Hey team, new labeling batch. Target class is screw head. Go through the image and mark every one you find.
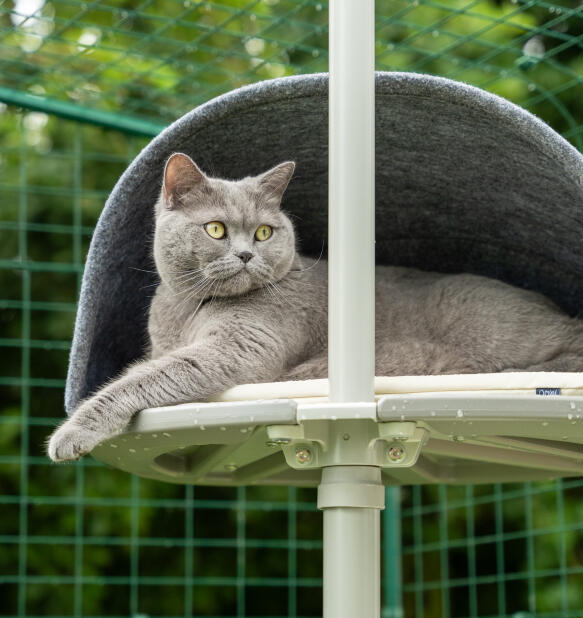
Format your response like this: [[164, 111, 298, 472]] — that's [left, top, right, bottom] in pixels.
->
[[387, 445, 405, 462], [295, 447, 312, 465]]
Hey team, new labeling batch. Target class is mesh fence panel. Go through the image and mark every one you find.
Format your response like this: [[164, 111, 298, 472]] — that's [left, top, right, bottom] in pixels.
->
[[0, 0, 582, 616]]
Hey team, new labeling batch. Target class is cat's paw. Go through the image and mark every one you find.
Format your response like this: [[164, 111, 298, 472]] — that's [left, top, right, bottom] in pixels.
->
[[47, 421, 105, 462]]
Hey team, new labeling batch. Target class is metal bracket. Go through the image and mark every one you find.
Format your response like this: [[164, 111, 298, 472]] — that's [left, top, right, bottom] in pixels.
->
[[266, 403, 429, 470]]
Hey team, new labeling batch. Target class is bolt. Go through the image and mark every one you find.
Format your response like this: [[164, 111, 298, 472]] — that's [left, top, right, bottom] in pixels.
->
[[295, 447, 312, 465], [265, 437, 291, 447], [388, 445, 405, 462]]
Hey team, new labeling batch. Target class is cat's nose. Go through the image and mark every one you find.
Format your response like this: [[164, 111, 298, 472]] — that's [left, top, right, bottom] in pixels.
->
[[237, 251, 253, 264]]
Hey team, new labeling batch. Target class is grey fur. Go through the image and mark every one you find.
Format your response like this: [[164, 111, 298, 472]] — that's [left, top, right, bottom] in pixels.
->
[[48, 157, 583, 462]]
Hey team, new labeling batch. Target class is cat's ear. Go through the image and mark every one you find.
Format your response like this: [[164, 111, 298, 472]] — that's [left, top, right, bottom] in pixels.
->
[[162, 153, 205, 208], [257, 161, 295, 206]]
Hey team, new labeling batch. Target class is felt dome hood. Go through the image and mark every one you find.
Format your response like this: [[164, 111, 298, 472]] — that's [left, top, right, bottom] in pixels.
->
[[65, 72, 583, 414]]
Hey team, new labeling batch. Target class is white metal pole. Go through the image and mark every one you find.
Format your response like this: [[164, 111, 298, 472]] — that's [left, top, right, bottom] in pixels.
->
[[328, 0, 376, 404], [319, 466, 384, 618], [322, 2, 380, 618]]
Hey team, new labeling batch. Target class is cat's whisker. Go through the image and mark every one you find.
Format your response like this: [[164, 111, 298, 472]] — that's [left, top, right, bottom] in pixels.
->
[[206, 279, 223, 312], [174, 275, 208, 293], [130, 265, 204, 276], [174, 277, 214, 312], [264, 282, 278, 303], [290, 241, 326, 274], [139, 281, 163, 290], [273, 282, 290, 303], [267, 281, 287, 304], [169, 274, 211, 298], [173, 267, 207, 280], [129, 266, 159, 274]]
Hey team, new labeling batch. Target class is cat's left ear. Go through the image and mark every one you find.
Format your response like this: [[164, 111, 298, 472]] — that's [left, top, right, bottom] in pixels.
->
[[162, 153, 205, 208], [257, 161, 295, 206]]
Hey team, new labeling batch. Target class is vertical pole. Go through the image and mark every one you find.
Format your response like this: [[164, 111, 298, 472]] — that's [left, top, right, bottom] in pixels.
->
[[322, 2, 379, 618], [319, 467, 385, 618], [328, 0, 376, 403]]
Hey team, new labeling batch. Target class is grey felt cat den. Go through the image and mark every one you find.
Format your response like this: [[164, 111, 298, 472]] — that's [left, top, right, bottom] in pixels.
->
[[65, 71, 583, 416]]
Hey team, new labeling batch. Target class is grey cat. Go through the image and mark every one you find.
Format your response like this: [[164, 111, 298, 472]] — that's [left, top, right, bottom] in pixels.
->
[[47, 153, 583, 462]]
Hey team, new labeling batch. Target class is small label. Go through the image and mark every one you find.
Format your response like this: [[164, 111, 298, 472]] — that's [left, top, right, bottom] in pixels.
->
[[536, 388, 561, 396]]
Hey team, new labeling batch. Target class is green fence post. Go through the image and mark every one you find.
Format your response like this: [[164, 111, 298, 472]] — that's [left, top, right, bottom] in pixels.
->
[[383, 486, 403, 618]]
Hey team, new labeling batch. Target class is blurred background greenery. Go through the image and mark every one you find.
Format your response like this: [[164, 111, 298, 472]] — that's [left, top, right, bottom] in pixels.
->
[[0, 0, 582, 616]]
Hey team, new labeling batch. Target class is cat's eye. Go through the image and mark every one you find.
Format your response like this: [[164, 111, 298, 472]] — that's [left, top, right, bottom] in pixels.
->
[[205, 221, 226, 239], [255, 225, 272, 241]]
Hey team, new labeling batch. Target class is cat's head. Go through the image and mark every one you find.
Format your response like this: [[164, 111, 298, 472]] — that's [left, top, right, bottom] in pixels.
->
[[153, 153, 296, 299]]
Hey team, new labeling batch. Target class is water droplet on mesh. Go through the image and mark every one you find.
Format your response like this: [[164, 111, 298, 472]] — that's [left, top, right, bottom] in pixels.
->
[[522, 36, 545, 59], [457, 410, 464, 418]]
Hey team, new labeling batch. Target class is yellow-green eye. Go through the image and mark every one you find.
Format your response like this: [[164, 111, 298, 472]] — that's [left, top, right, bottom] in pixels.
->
[[255, 225, 272, 241], [205, 221, 226, 239]]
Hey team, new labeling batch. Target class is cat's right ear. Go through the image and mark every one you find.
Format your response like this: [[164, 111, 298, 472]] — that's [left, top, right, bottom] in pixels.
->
[[162, 153, 205, 209]]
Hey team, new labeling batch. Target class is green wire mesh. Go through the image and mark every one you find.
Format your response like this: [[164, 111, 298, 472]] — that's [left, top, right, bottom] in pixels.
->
[[401, 481, 583, 617], [1, 0, 582, 616], [0, 0, 581, 141]]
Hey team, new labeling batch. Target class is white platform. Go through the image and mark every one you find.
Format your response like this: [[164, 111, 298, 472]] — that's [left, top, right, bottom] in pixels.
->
[[90, 372, 583, 485]]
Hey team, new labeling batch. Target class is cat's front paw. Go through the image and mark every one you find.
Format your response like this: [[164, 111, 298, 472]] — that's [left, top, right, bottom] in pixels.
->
[[47, 420, 106, 462]]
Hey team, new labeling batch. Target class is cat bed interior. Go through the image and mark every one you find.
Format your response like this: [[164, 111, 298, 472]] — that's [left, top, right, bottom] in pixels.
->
[[66, 71, 583, 415]]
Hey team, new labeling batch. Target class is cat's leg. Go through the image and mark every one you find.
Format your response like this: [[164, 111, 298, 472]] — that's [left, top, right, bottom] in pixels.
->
[[48, 338, 287, 462], [375, 340, 502, 376], [281, 353, 328, 381]]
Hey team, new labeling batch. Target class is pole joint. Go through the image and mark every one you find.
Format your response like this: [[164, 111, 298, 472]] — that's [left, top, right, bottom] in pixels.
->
[[318, 465, 385, 510], [266, 404, 429, 471]]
